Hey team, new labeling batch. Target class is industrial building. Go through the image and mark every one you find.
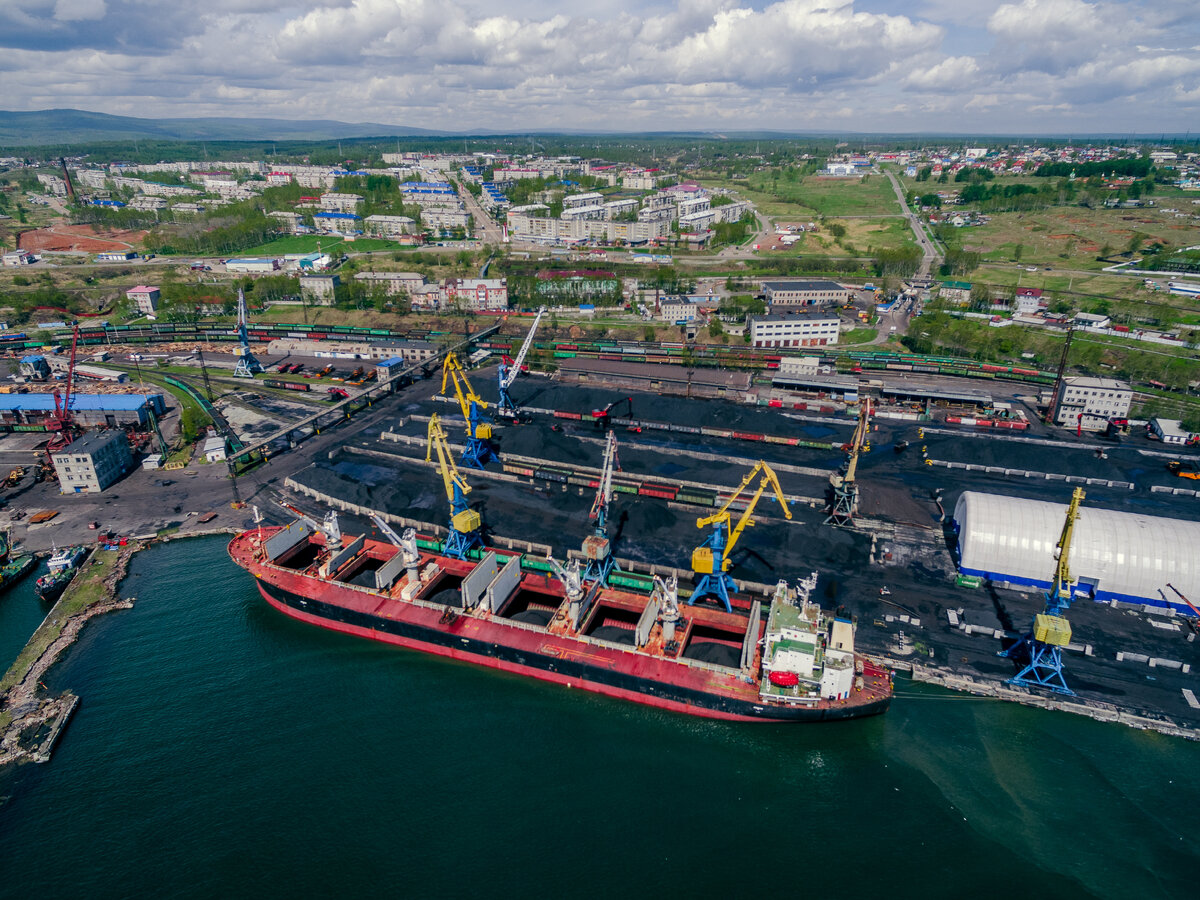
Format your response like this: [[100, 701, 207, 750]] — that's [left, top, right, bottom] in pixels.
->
[[52, 429, 134, 494], [953, 490, 1200, 612], [225, 257, 280, 274], [126, 285, 160, 314], [761, 280, 851, 307], [0, 393, 165, 429], [1053, 376, 1132, 431], [749, 311, 841, 348], [557, 358, 751, 397]]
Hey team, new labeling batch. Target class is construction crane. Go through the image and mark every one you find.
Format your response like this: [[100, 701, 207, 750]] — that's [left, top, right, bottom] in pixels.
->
[[426, 413, 483, 559], [441, 352, 495, 468], [581, 431, 620, 584], [46, 324, 80, 457], [826, 398, 873, 527], [498, 306, 545, 414], [1002, 487, 1085, 694], [691, 460, 792, 612], [232, 287, 264, 378]]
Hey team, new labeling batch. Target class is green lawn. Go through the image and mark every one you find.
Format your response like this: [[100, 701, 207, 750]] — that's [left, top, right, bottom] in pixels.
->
[[840, 327, 878, 344], [701, 170, 901, 219]]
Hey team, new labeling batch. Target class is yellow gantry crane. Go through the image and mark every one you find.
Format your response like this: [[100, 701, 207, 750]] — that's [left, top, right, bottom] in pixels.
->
[[1002, 486, 1085, 694], [426, 413, 483, 559], [441, 352, 495, 468], [690, 460, 792, 612], [826, 398, 873, 526]]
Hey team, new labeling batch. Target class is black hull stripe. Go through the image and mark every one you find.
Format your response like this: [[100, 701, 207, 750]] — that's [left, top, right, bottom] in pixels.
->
[[260, 580, 891, 722]]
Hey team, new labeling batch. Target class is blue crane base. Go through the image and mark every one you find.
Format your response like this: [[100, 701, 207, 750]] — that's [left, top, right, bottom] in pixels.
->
[[461, 438, 496, 469], [690, 573, 735, 613], [443, 528, 482, 560], [1002, 637, 1073, 695], [582, 555, 617, 587]]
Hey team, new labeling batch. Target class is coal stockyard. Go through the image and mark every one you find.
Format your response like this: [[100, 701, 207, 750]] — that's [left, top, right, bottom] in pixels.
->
[[226, 357, 1200, 738]]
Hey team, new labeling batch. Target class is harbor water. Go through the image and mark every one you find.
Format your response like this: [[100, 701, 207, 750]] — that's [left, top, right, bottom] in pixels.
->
[[1, 536, 1198, 899]]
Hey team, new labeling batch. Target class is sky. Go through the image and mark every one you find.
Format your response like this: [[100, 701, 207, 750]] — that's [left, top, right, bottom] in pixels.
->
[[1, 0, 1198, 134]]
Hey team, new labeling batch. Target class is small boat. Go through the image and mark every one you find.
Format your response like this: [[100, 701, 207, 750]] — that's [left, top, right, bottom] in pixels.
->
[[47, 546, 88, 573], [0, 554, 37, 591], [35, 567, 75, 603]]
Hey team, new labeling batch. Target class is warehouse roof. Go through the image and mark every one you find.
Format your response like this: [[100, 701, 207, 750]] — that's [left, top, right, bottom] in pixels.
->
[[953, 490, 1200, 608], [761, 280, 846, 291], [0, 393, 161, 412]]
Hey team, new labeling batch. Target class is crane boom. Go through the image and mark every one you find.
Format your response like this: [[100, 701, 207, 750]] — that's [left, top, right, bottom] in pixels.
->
[[503, 306, 545, 389], [441, 352, 495, 468], [691, 461, 791, 611], [843, 398, 873, 484], [589, 431, 619, 524], [441, 353, 487, 420], [426, 413, 482, 558], [1050, 487, 1085, 609]]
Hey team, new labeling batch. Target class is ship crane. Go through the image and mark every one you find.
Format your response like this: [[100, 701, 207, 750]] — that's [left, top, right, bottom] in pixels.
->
[[545, 554, 588, 624], [581, 431, 620, 585], [653, 574, 682, 643], [441, 352, 496, 469], [371, 514, 421, 585], [281, 502, 343, 547], [232, 288, 264, 378], [1001, 487, 1085, 694], [498, 306, 545, 414], [426, 413, 484, 559], [691, 460, 792, 613], [826, 398, 872, 527]]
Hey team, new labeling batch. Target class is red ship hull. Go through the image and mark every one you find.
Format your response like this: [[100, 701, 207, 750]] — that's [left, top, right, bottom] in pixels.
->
[[231, 529, 892, 723]]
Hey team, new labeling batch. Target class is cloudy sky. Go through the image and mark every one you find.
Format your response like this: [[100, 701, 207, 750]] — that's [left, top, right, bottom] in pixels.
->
[[1, 0, 1197, 133]]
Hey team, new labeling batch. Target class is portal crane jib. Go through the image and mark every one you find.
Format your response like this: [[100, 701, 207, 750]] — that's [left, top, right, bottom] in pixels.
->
[[426, 413, 483, 559], [691, 461, 792, 612], [441, 352, 495, 469], [499, 306, 545, 411]]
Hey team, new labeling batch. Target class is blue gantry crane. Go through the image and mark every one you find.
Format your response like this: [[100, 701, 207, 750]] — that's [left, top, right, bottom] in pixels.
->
[[1001, 487, 1085, 694], [441, 352, 496, 469], [426, 413, 484, 559], [691, 461, 792, 612], [498, 306, 545, 415]]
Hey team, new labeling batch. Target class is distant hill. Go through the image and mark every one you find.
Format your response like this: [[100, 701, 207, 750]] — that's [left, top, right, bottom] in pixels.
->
[[0, 109, 446, 146]]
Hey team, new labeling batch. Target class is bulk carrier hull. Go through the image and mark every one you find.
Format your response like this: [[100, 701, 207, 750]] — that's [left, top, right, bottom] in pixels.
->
[[230, 528, 892, 723]]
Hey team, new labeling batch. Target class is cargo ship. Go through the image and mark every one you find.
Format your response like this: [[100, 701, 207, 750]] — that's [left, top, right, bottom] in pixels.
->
[[228, 517, 892, 723]]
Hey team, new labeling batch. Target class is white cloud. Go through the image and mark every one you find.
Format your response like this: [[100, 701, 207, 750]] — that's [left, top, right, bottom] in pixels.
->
[[0, 0, 1196, 132], [54, 0, 106, 21]]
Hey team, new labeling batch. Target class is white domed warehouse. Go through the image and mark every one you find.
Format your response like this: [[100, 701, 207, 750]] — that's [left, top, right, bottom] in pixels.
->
[[953, 491, 1200, 613]]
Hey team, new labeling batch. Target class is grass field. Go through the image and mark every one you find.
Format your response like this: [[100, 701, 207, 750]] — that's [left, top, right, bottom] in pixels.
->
[[701, 170, 902, 218], [236, 236, 400, 256]]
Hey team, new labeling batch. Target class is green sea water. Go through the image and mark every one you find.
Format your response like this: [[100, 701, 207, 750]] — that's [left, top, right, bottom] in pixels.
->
[[1, 536, 1197, 899]]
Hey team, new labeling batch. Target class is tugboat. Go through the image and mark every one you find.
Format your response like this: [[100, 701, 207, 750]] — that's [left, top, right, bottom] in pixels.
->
[[36, 546, 90, 602]]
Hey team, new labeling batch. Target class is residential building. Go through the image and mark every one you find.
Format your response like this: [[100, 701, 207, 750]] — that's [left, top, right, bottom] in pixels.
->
[[354, 271, 426, 296], [660, 300, 704, 322], [749, 311, 841, 348], [268, 210, 304, 234], [1073, 311, 1111, 330], [442, 278, 508, 311], [126, 285, 160, 315], [363, 214, 417, 238], [762, 280, 850, 307], [129, 196, 169, 212], [320, 192, 364, 213], [300, 274, 342, 305], [421, 208, 471, 231], [313, 211, 361, 234], [1053, 376, 1132, 431], [562, 192, 605, 210], [51, 429, 133, 494], [1014, 288, 1045, 314], [939, 280, 973, 305], [36, 173, 68, 196]]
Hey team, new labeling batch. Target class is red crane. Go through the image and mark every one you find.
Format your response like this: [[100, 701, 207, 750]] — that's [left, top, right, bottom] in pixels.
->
[[46, 325, 80, 456]]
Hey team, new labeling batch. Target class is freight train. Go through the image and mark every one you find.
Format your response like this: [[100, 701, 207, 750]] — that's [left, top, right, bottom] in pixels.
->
[[24, 322, 1056, 388]]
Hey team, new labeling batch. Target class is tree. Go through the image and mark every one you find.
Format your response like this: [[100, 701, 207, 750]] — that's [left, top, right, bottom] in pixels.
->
[[1013, 243, 1025, 263]]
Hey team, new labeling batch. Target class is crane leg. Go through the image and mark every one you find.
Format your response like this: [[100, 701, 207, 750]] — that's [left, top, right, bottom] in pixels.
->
[[690, 573, 735, 613]]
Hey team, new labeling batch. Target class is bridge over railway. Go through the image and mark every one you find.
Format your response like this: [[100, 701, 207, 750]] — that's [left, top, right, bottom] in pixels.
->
[[224, 323, 500, 477]]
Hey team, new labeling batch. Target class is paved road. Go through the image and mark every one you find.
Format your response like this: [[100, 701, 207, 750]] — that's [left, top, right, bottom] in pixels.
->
[[885, 169, 942, 280]]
